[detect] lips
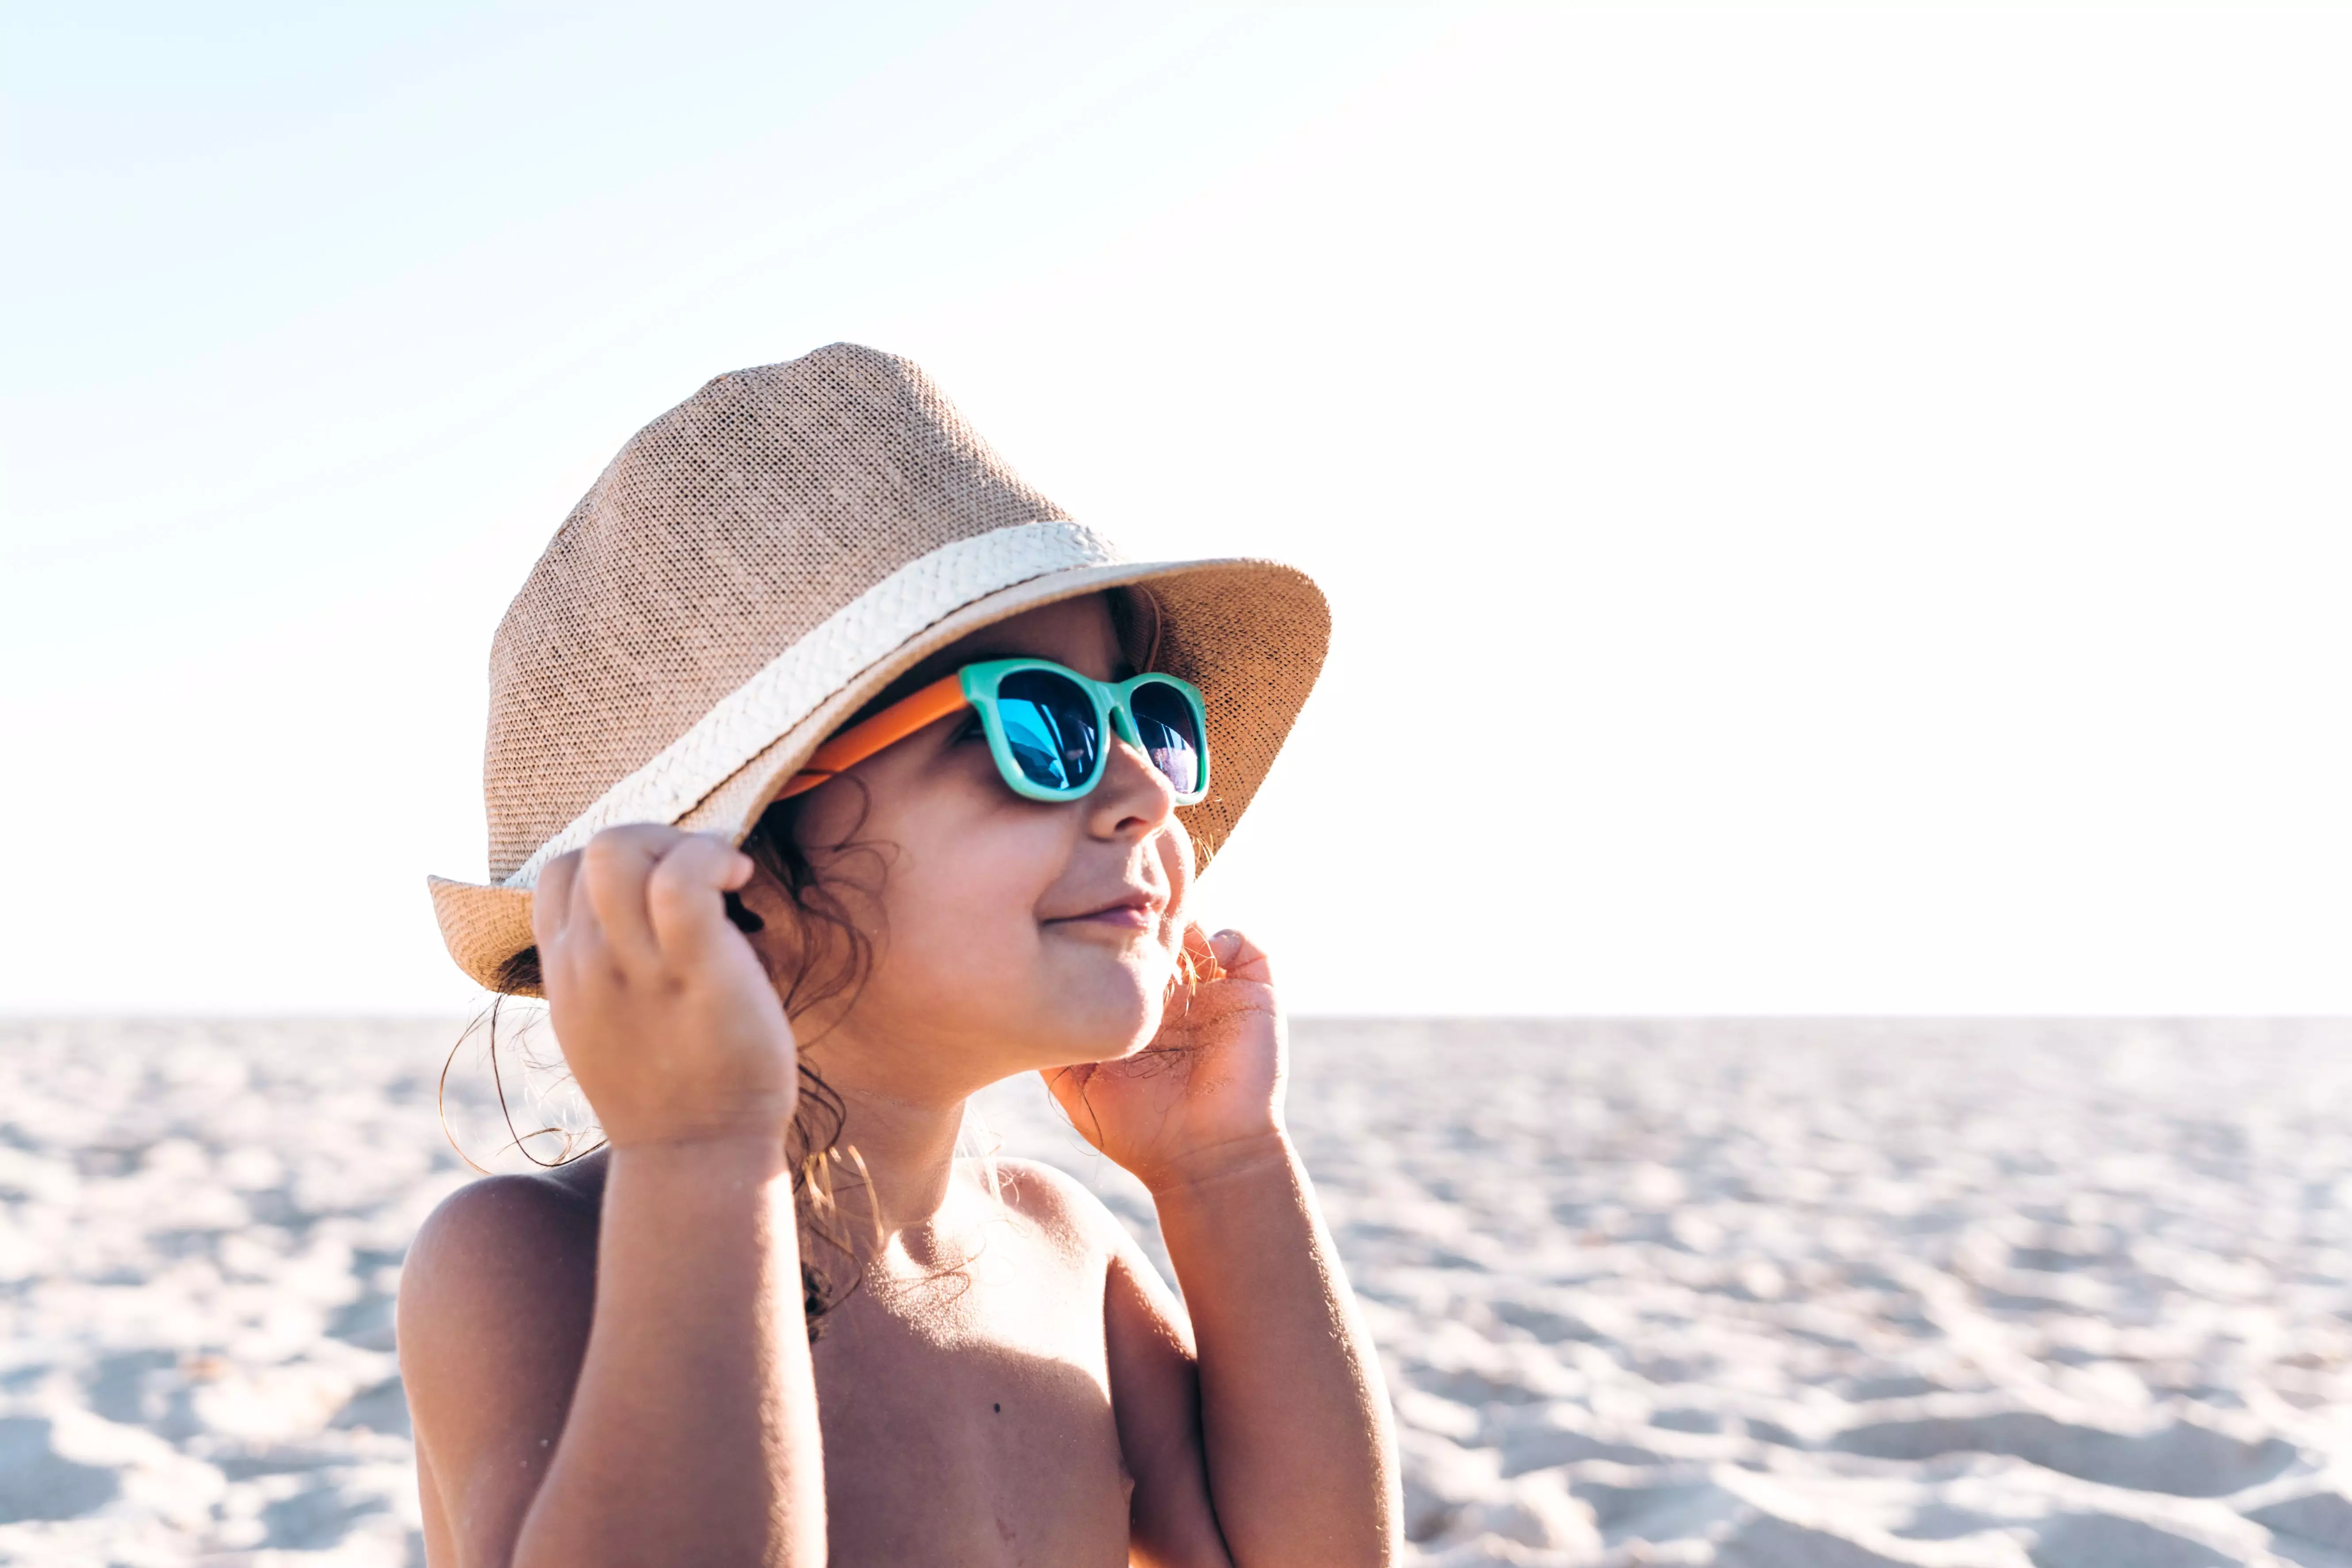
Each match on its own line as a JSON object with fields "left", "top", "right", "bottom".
{"left": 1044, "top": 889, "right": 1165, "bottom": 928}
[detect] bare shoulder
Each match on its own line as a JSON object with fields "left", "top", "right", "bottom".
{"left": 399, "top": 1159, "right": 607, "bottom": 1556}
{"left": 409, "top": 1157, "right": 602, "bottom": 1279}
{"left": 986, "top": 1160, "right": 1222, "bottom": 1562}
{"left": 399, "top": 1158, "right": 604, "bottom": 1357}
{"left": 970, "top": 1156, "right": 1133, "bottom": 1259}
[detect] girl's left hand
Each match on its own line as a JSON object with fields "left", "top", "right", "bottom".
{"left": 1043, "top": 924, "right": 1289, "bottom": 1193}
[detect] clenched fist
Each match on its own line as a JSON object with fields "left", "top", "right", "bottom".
{"left": 531, "top": 825, "right": 798, "bottom": 1155}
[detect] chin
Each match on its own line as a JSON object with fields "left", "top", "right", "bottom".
{"left": 1027, "top": 981, "right": 1168, "bottom": 1069}
{"left": 1015, "top": 944, "right": 1167, "bottom": 1053}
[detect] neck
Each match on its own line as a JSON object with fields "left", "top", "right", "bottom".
{"left": 802, "top": 1066, "right": 970, "bottom": 1252}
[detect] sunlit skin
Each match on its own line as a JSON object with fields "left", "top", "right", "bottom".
{"left": 397, "top": 595, "right": 1400, "bottom": 1567}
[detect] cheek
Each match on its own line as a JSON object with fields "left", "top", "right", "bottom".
{"left": 1161, "top": 821, "right": 1198, "bottom": 921}
{"left": 871, "top": 812, "right": 1064, "bottom": 995}
{"left": 869, "top": 818, "right": 1189, "bottom": 1058}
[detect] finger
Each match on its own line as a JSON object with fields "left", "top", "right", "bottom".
{"left": 532, "top": 850, "right": 611, "bottom": 1007}
{"left": 645, "top": 832, "right": 758, "bottom": 958}
{"left": 579, "top": 825, "right": 678, "bottom": 967}
{"left": 531, "top": 851, "right": 581, "bottom": 951}
{"left": 567, "top": 841, "right": 609, "bottom": 969}
{"left": 1207, "top": 927, "right": 1272, "bottom": 986}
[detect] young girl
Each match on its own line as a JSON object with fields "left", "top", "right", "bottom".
{"left": 400, "top": 344, "right": 1398, "bottom": 1565}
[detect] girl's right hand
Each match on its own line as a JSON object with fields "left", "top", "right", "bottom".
{"left": 531, "top": 824, "right": 798, "bottom": 1154}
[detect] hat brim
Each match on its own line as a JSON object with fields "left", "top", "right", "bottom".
{"left": 429, "top": 555, "right": 1328, "bottom": 994}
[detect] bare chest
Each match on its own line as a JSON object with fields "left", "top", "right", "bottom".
{"left": 810, "top": 1221, "right": 1131, "bottom": 1567}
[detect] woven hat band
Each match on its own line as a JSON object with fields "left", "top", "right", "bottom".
{"left": 503, "top": 518, "right": 1122, "bottom": 889}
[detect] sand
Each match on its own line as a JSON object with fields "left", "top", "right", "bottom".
{"left": 3, "top": 1018, "right": 2350, "bottom": 1565}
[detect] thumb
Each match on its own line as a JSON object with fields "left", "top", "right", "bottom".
{"left": 1203, "top": 926, "right": 1271, "bottom": 986}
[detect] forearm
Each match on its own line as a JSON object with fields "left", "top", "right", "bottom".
{"left": 514, "top": 1139, "right": 824, "bottom": 1568}
{"left": 1151, "top": 1135, "right": 1398, "bottom": 1568}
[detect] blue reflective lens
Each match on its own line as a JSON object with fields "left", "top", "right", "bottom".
{"left": 996, "top": 670, "right": 1101, "bottom": 791}
{"left": 1129, "top": 679, "right": 1202, "bottom": 795}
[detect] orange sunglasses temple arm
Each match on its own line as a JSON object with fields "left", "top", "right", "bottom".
{"left": 773, "top": 672, "right": 969, "bottom": 802}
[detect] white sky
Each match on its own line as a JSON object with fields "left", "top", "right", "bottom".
{"left": 5, "top": 3, "right": 2350, "bottom": 1016}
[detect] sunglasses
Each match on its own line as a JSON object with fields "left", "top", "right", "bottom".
{"left": 778, "top": 658, "right": 1211, "bottom": 805}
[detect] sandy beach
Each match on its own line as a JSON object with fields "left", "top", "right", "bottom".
{"left": 3, "top": 1017, "right": 2349, "bottom": 1565}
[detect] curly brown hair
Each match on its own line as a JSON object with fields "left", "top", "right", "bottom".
{"left": 445, "top": 790, "right": 881, "bottom": 1338}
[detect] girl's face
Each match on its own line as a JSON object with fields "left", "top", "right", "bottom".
{"left": 751, "top": 594, "right": 1194, "bottom": 1102}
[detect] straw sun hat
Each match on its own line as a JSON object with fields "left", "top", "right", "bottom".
{"left": 429, "top": 343, "right": 1329, "bottom": 993}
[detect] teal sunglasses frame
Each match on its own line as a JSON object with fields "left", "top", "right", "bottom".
{"left": 778, "top": 656, "right": 1213, "bottom": 806}
{"left": 958, "top": 658, "right": 1213, "bottom": 805}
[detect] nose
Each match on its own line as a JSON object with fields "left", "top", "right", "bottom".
{"left": 1086, "top": 732, "right": 1178, "bottom": 841}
